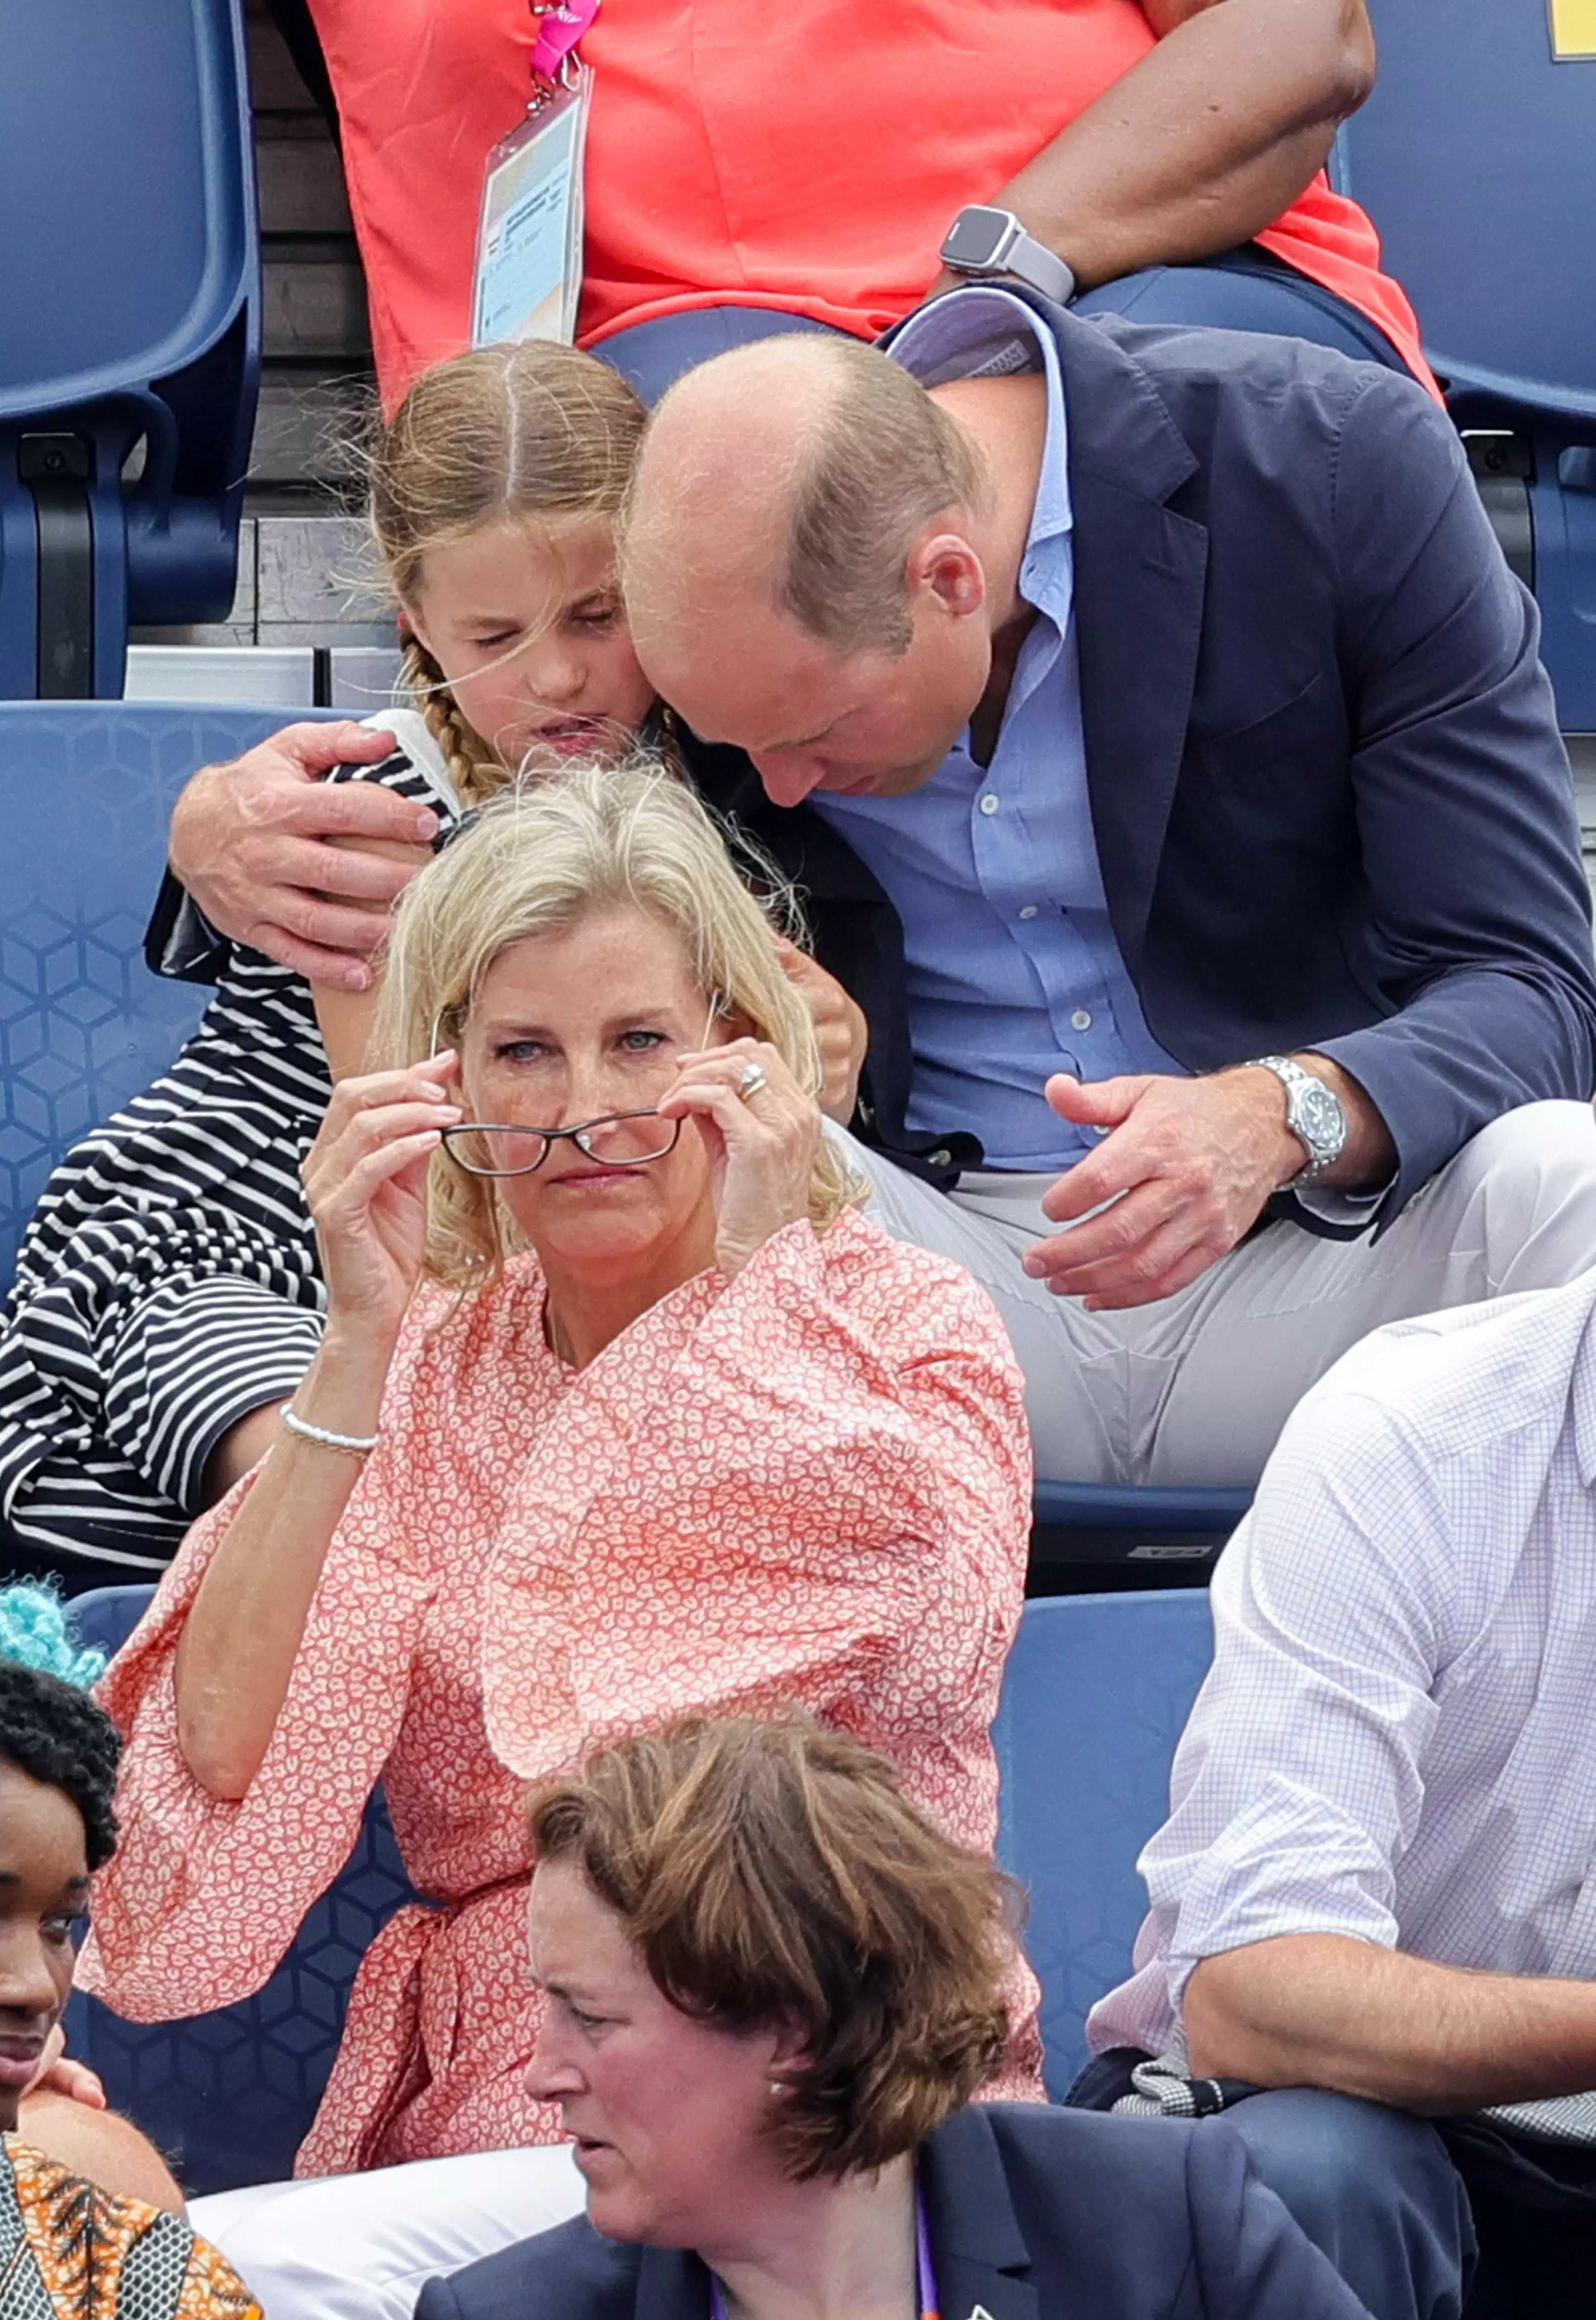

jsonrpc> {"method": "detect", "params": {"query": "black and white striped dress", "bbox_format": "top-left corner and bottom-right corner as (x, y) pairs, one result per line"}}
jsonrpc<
(0, 715), (461, 1580)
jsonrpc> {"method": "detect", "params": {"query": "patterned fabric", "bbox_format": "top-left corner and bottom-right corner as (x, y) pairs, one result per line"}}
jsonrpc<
(0, 713), (457, 1574)
(1087, 1267), (1596, 2139)
(0, 2140), (259, 2320)
(80, 1210), (1045, 2174)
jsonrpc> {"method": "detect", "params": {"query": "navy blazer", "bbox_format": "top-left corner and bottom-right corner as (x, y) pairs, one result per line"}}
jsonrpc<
(684, 305), (1596, 1226)
(414, 2102), (1373, 2320)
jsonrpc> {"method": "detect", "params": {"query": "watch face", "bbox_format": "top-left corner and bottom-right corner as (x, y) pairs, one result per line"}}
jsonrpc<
(941, 207), (1014, 271)
(1296, 1081), (1345, 1153)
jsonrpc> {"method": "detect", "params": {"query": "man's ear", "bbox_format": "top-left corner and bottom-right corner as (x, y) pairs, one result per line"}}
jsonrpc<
(908, 529), (986, 620)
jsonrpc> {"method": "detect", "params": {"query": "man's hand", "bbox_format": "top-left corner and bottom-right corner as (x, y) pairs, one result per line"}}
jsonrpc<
(772, 939), (869, 1124)
(167, 722), (441, 990)
(1023, 1066), (1323, 1309)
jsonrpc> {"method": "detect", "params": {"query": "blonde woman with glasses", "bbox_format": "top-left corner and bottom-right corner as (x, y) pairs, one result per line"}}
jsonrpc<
(78, 764), (1041, 2319)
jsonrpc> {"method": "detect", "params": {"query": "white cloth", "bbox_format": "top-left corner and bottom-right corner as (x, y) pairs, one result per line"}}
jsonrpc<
(1086, 1258), (1596, 2063)
(190, 2145), (586, 2320)
(847, 1097), (1596, 1485)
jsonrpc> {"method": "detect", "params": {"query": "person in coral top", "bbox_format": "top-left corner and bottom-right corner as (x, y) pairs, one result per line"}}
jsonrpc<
(283, 0), (1431, 409)
(80, 763), (1041, 2320)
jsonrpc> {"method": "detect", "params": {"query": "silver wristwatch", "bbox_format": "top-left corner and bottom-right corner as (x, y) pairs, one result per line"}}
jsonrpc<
(939, 206), (1077, 307)
(1245, 1055), (1348, 1188)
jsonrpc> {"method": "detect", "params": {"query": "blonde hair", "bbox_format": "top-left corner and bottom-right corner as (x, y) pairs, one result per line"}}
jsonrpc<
(366, 342), (646, 805)
(374, 758), (870, 1289)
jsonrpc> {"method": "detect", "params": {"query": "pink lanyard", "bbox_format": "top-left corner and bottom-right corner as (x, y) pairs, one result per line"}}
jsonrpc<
(529, 0), (598, 93)
(708, 2189), (940, 2320)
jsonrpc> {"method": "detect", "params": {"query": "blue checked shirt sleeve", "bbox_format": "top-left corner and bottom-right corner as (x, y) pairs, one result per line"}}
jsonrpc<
(1141, 1383), (1475, 2019)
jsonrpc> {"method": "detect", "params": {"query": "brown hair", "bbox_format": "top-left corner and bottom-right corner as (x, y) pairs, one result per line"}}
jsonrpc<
(778, 338), (985, 656)
(366, 341), (645, 804)
(529, 1716), (1016, 2181)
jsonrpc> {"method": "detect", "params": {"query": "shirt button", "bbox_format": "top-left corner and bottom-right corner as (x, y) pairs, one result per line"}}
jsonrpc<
(1071, 1008), (1093, 1031)
(979, 793), (1001, 816)
(1017, 904), (1038, 921)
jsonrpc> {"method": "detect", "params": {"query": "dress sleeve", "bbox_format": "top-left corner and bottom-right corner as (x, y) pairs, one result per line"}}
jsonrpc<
(483, 1216), (1032, 1798)
(77, 1336), (437, 2022)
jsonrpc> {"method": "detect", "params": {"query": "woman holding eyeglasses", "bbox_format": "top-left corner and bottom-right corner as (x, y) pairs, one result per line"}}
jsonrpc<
(80, 761), (1041, 2283)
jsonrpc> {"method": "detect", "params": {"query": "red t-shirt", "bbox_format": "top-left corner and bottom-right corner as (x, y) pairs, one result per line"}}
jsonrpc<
(311, 0), (1431, 408)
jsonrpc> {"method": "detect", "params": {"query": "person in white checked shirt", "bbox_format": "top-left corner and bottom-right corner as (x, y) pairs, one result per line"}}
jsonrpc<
(1079, 1264), (1596, 2320)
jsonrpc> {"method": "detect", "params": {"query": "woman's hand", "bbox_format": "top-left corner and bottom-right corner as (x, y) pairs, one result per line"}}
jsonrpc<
(23, 2025), (105, 2112)
(659, 1038), (821, 1278)
(301, 1053), (461, 1342)
(773, 940), (868, 1124)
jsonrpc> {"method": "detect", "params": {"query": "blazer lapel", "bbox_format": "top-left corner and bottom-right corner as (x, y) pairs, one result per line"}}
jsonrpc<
(1055, 312), (1209, 984)
(919, 2110), (1040, 2320)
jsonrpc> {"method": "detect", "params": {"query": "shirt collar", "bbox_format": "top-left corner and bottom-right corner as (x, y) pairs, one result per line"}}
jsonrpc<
(887, 285), (1072, 623)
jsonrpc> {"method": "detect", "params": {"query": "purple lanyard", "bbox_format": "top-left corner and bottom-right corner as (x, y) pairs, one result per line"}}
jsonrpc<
(707, 2187), (939, 2320)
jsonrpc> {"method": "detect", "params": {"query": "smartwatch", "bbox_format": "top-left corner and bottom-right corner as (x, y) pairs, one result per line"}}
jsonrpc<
(939, 206), (1077, 307)
(1244, 1055), (1349, 1188)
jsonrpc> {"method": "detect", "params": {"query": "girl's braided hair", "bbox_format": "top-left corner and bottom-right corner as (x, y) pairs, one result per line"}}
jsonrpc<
(366, 342), (647, 806)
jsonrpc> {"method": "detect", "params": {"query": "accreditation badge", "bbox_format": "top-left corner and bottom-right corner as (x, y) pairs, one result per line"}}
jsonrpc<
(471, 63), (593, 348)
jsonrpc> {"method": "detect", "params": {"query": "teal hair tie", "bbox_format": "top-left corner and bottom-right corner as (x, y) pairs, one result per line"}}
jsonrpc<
(0, 1584), (107, 1688)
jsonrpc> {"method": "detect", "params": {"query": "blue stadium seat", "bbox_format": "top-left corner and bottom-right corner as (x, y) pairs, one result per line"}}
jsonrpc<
(1332, 0), (1596, 728)
(1028, 1481), (1250, 1595)
(0, 0), (259, 698)
(994, 1588), (1214, 2093)
(0, 701), (339, 1289)
(65, 1583), (418, 2194)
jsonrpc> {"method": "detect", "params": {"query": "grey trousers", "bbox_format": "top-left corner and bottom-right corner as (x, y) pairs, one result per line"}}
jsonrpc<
(844, 1099), (1596, 1486)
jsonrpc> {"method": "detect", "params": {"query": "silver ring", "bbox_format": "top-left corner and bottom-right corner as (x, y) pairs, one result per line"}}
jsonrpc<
(737, 1062), (768, 1102)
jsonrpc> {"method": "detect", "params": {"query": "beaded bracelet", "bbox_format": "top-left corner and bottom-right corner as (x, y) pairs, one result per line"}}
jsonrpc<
(282, 1407), (380, 1458)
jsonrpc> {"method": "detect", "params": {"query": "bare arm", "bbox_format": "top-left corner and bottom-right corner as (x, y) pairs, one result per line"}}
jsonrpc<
(933, 0), (1375, 293)
(173, 1059), (460, 1799)
(167, 723), (439, 988)
(311, 836), (433, 1079)
(1186, 1933), (1596, 2113)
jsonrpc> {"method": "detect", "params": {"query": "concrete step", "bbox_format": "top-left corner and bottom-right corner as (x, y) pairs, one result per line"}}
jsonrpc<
(131, 509), (397, 650)
(249, 369), (373, 488)
(125, 644), (404, 711)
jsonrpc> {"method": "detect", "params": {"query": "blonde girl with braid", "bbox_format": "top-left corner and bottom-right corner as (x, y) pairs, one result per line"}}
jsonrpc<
(311, 342), (657, 1077)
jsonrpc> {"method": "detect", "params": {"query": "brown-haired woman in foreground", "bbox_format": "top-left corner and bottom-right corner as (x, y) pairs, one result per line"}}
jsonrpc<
(419, 1717), (1376, 2320)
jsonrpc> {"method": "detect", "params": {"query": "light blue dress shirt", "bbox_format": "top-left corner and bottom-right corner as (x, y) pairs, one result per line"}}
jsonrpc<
(808, 287), (1184, 1171)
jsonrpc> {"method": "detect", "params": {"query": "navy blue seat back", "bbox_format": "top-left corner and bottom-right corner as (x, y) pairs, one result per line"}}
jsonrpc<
(994, 1588), (1214, 2092)
(0, 702), (338, 1290)
(0, 0), (259, 698)
(1334, 0), (1596, 726)
(67, 1585), (418, 2194)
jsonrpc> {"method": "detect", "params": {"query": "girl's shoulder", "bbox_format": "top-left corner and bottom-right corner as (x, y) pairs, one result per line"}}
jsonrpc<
(322, 707), (465, 822)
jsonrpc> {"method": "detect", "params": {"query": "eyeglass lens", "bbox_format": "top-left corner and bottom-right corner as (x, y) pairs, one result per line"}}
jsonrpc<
(442, 1111), (681, 1178)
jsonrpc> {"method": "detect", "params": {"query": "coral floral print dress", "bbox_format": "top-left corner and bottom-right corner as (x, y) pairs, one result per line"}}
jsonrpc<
(80, 1212), (1044, 2175)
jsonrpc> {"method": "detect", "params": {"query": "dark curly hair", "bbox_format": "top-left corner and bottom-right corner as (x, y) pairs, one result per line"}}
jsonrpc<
(0, 1663), (121, 1872)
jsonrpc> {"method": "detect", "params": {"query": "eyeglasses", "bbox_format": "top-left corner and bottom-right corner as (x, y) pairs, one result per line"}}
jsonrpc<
(440, 1109), (683, 1179)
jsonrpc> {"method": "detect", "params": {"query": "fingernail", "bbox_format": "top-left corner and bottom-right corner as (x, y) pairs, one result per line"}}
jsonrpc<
(415, 810), (440, 838)
(343, 966), (372, 993)
(419, 1083), (447, 1101)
